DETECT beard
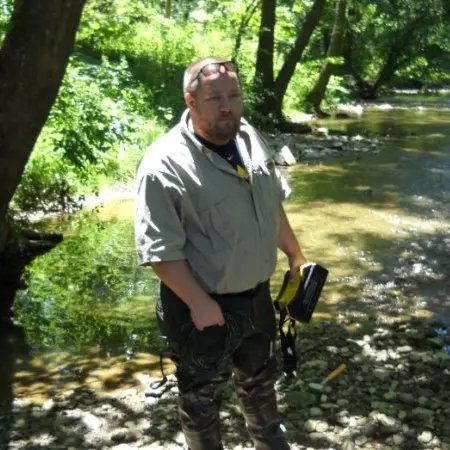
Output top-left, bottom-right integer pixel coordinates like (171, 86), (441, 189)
(206, 115), (241, 142)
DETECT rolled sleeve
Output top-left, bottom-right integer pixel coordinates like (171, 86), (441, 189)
(274, 166), (292, 201)
(252, 126), (291, 202)
(135, 173), (186, 266)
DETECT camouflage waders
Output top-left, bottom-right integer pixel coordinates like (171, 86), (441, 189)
(157, 281), (290, 450)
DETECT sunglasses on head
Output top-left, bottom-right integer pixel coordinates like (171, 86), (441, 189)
(193, 61), (238, 83)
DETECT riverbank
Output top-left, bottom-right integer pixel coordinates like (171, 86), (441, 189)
(75, 131), (381, 212)
(1, 318), (449, 449)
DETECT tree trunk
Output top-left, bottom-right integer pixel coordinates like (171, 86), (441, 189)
(343, 28), (378, 99)
(232, 0), (260, 61)
(273, 0), (326, 117)
(253, 0), (277, 119)
(0, 0), (86, 325)
(307, 0), (347, 114)
(0, 0), (86, 250)
(0, 229), (63, 325)
(344, 14), (423, 100)
(165, 0), (172, 19)
(372, 20), (420, 93)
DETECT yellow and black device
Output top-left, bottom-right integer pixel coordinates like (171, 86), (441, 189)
(274, 263), (328, 377)
(275, 263), (329, 323)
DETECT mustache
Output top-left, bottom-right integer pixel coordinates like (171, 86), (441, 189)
(219, 113), (236, 119)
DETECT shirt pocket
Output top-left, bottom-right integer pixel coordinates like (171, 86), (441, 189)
(196, 196), (236, 253)
(252, 164), (280, 222)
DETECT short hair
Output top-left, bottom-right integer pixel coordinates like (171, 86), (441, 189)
(183, 56), (231, 94)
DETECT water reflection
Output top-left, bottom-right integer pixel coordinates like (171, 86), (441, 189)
(13, 213), (161, 356)
(327, 104), (450, 139)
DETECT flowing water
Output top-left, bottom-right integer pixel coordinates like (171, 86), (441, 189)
(1, 96), (450, 406)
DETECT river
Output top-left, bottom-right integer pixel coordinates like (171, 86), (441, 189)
(1, 95), (449, 407)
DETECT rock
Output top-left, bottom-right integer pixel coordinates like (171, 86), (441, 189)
(314, 127), (329, 137)
(110, 429), (134, 443)
(31, 408), (47, 419)
(82, 413), (103, 431)
(342, 439), (355, 450)
(303, 359), (328, 370)
(286, 390), (316, 407)
(411, 407), (435, 425)
(337, 104), (363, 118)
(370, 412), (400, 431)
(371, 401), (397, 416)
(274, 145), (296, 166)
(304, 419), (317, 432)
(336, 411), (349, 426)
(355, 435), (368, 446)
(392, 434), (405, 445)
(383, 391), (397, 401)
(397, 345), (413, 353)
(309, 407), (323, 417)
(398, 393), (415, 404)
(220, 411), (231, 419)
(337, 399), (349, 407)
(418, 431), (433, 444)
(42, 399), (55, 411)
(316, 421), (329, 432)
(308, 431), (328, 442)
(373, 368), (391, 380)
(330, 140), (344, 149)
(14, 418), (26, 428)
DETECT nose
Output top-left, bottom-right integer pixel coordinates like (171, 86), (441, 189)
(219, 96), (231, 112)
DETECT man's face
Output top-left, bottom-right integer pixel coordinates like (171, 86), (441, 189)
(185, 69), (244, 145)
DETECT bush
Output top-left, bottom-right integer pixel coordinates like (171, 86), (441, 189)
(11, 148), (83, 219)
(12, 55), (161, 217)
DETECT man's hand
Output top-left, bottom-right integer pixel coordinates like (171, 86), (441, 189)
(190, 297), (225, 331)
(288, 252), (307, 280)
(152, 260), (226, 330)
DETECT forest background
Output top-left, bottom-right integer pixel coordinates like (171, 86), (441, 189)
(1, 0), (449, 221)
(0, 0), (449, 327)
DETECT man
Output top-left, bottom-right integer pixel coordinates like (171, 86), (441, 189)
(135, 56), (307, 450)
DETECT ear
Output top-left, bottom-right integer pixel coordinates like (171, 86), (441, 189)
(184, 92), (196, 109)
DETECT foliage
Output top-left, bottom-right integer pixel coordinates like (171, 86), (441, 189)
(283, 60), (351, 115)
(5, 0), (450, 220)
(0, 0), (13, 44)
(10, 148), (83, 219)
(47, 56), (147, 169)
(13, 214), (161, 353)
(12, 55), (160, 216)
(346, 0), (449, 90)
